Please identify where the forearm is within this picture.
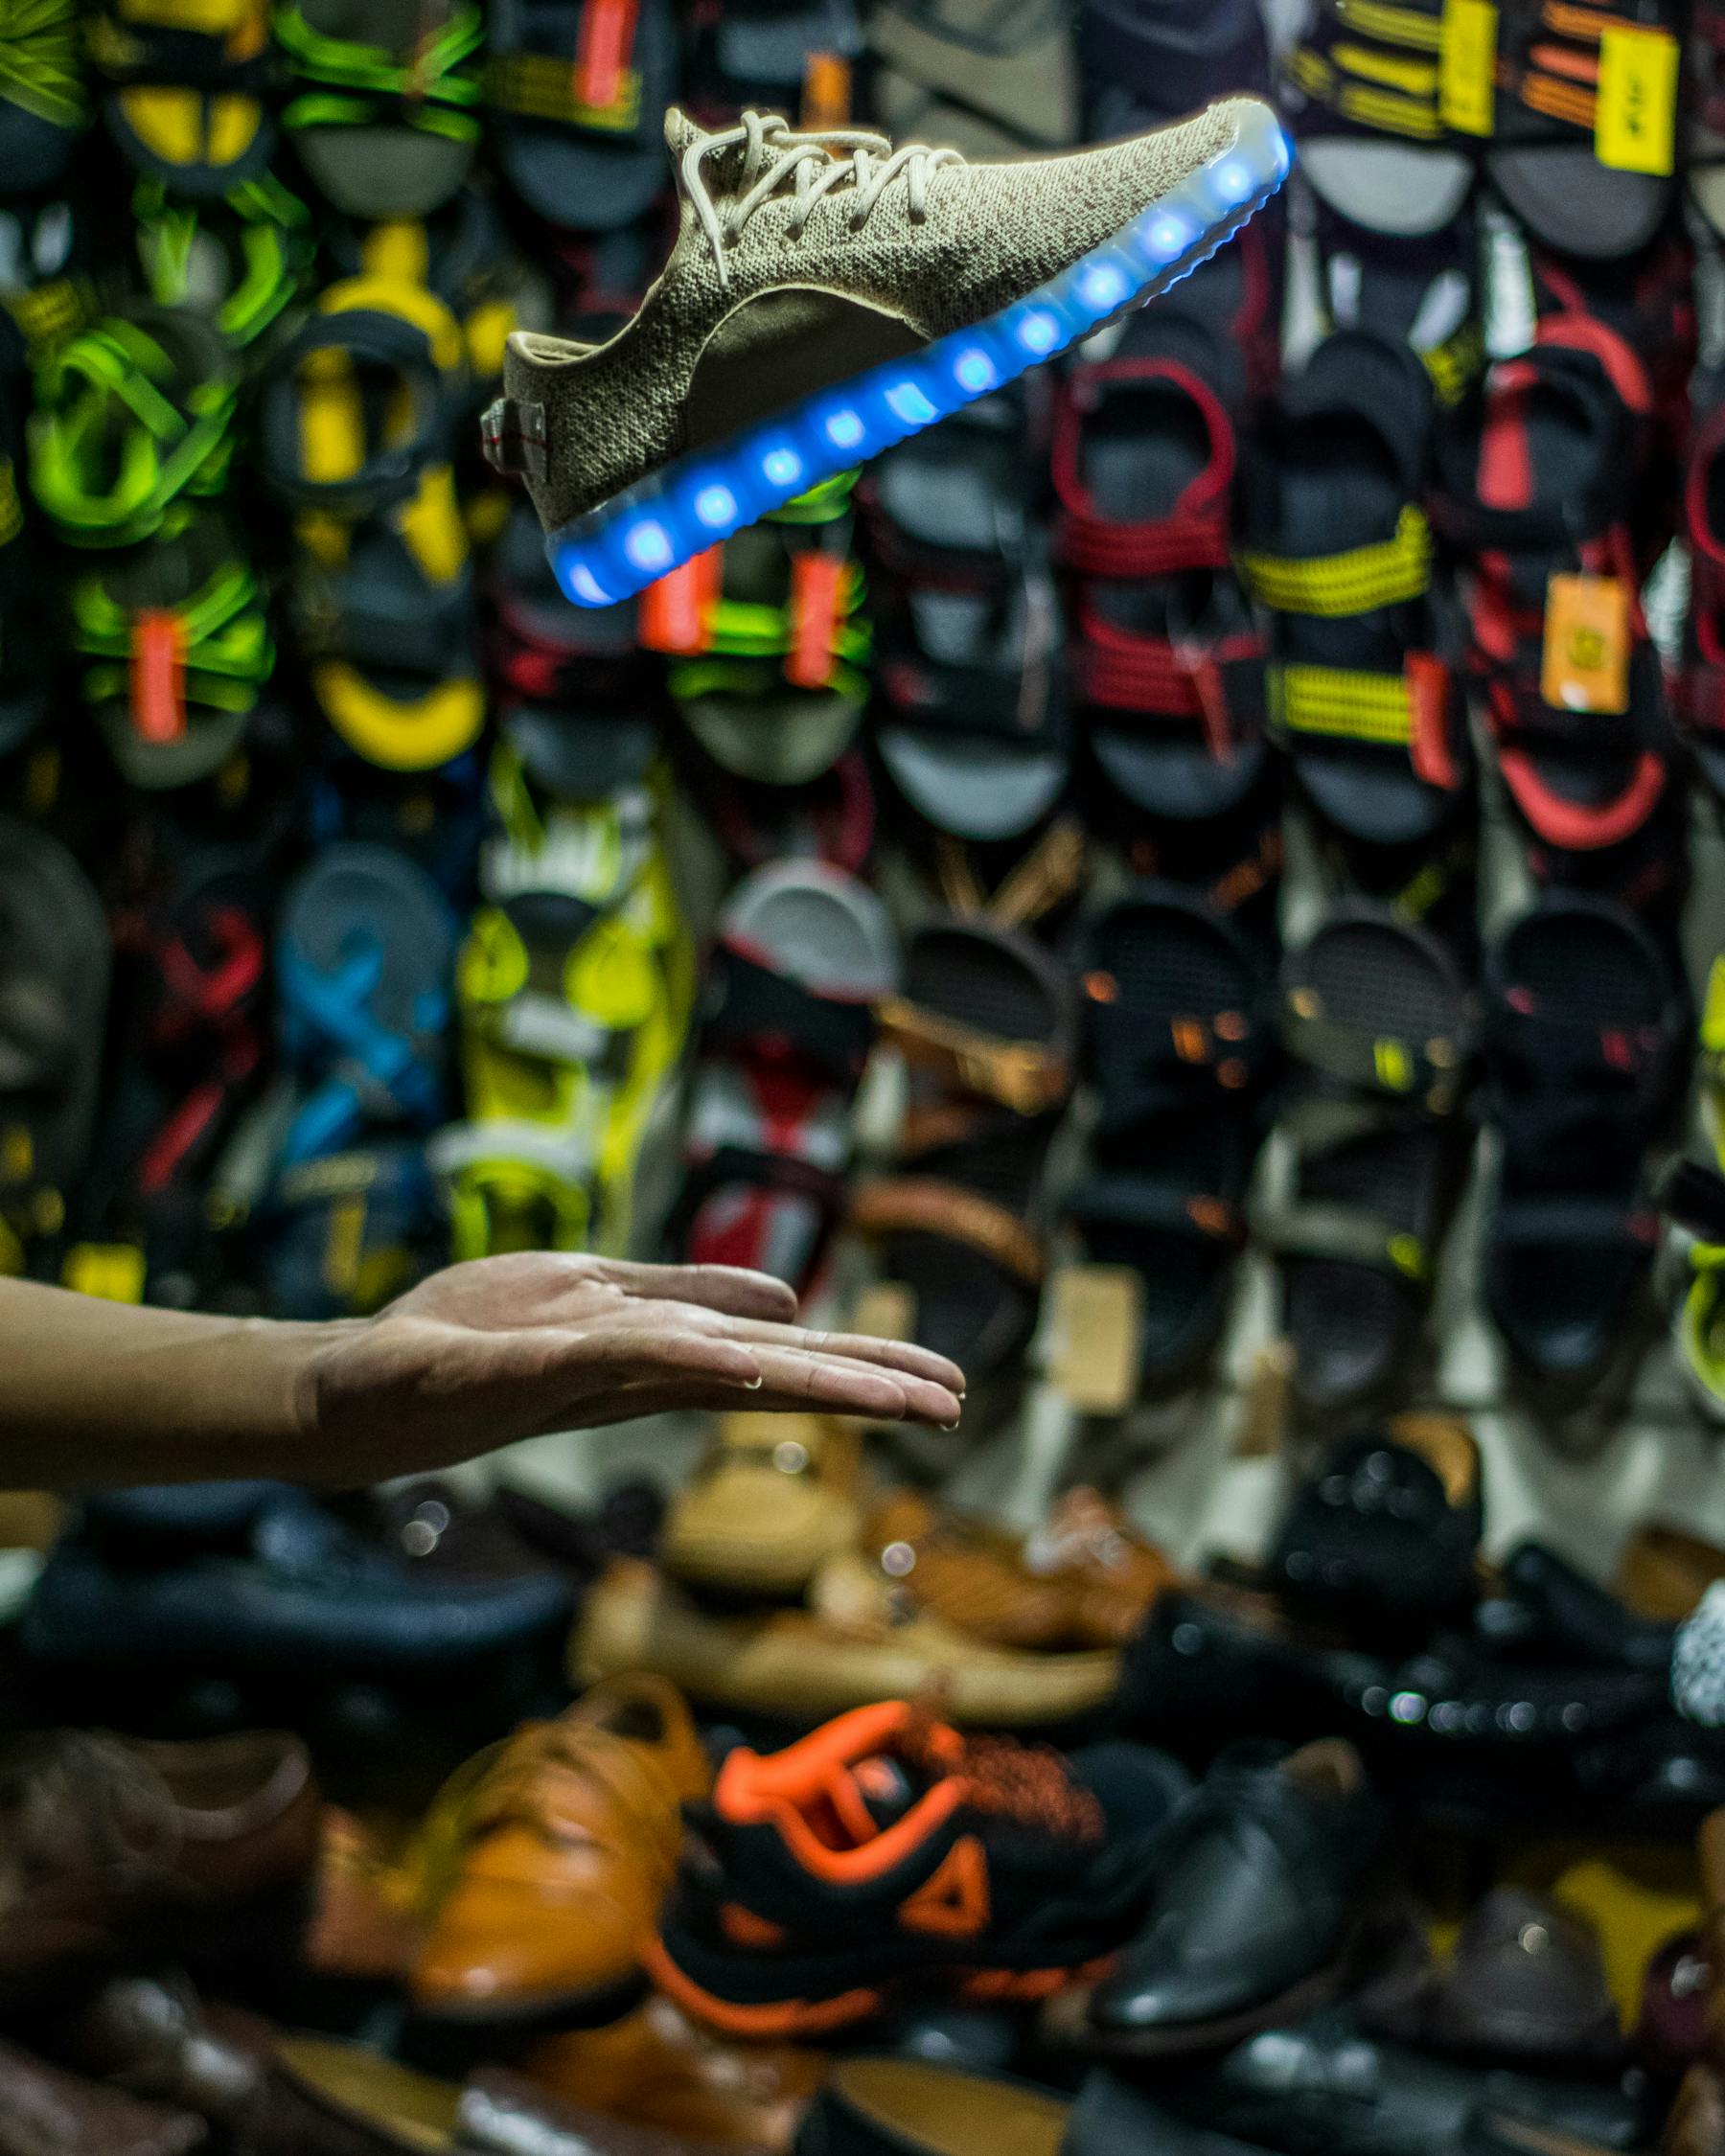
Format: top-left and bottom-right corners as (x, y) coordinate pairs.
(0, 1280), (339, 1489)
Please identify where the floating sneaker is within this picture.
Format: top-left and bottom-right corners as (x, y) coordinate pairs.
(484, 99), (1288, 607)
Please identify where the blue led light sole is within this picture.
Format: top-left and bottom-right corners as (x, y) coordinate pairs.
(548, 102), (1291, 608)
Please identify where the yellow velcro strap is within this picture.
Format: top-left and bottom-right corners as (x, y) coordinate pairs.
(1337, 0), (1443, 49)
(316, 276), (466, 374)
(62, 1242), (147, 1302)
(1270, 661), (1414, 746)
(1422, 321), (1484, 405)
(1239, 504), (1431, 617)
(1702, 953), (1725, 1057)
(1337, 80), (1444, 134)
(1287, 44), (1331, 89)
(1331, 38), (1438, 93)
(313, 661), (484, 771)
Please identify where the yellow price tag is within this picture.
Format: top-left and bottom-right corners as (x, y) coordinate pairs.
(1440, 0), (1497, 136)
(1541, 573), (1630, 716)
(63, 1243), (147, 1303)
(1596, 23), (1677, 175)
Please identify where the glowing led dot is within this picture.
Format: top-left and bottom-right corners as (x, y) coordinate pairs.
(824, 407), (865, 449)
(953, 347), (995, 393)
(886, 379), (938, 426)
(762, 446), (802, 487)
(694, 483), (737, 528)
(1211, 158), (1254, 206)
(564, 558), (611, 607)
(1079, 263), (1128, 311)
(1145, 213), (1189, 260)
(1016, 310), (1059, 354)
(624, 520), (673, 572)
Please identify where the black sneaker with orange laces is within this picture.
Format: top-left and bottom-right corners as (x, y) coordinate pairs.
(646, 1702), (1179, 2037)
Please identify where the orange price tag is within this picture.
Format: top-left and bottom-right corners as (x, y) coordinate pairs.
(802, 51), (852, 128)
(130, 609), (186, 745)
(1541, 573), (1630, 716)
(788, 552), (843, 689)
(574, 0), (637, 116)
(638, 546), (719, 654)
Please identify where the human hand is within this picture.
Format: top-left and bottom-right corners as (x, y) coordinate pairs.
(296, 1252), (964, 1482)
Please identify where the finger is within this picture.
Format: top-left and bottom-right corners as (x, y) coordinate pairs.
(526, 1322), (767, 1396)
(593, 1259), (798, 1321)
(702, 1318), (966, 1396)
(743, 1343), (962, 1426)
(577, 1382), (954, 1428)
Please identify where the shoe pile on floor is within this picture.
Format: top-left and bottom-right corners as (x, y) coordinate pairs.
(9, 1434), (1725, 2152)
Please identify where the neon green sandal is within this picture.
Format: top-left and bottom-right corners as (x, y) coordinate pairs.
(30, 303), (236, 545)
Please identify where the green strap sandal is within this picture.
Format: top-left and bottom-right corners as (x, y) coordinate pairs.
(29, 302), (237, 545)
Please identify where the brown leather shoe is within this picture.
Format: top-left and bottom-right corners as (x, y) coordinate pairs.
(0, 1729), (318, 1994)
(864, 1486), (1176, 1651)
(571, 1557), (1120, 1727)
(1620, 1525), (1725, 1622)
(411, 1678), (710, 2024)
(0, 2034), (206, 2156)
(1367, 1888), (1622, 2070)
(660, 1414), (863, 1598)
(52, 1971), (271, 2127)
(251, 2037), (770, 2156)
(306, 1807), (424, 1984)
(521, 1993), (824, 2153)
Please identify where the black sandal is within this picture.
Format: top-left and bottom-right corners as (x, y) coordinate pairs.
(1484, 891), (1687, 1411)
(1262, 905), (1478, 1424)
(1066, 881), (1274, 1396)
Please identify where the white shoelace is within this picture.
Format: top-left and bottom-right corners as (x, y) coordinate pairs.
(683, 109), (963, 288)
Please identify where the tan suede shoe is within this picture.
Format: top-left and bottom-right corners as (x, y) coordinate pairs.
(660, 1414), (862, 1598)
(865, 1487), (1177, 1651)
(570, 1557), (1119, 1728)
(410, 1678), (709, 2025)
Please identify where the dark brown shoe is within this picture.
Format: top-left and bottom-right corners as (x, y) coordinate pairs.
(0, 2033), (206, 2156)
(306, 1807), (424, 1985)
(1367, 1887), (1622, 2070)
(0, 1728), (318, 1993)
(51, 1971), (271, 2128)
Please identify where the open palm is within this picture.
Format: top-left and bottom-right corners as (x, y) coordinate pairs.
(299, 1253), (963, 1482)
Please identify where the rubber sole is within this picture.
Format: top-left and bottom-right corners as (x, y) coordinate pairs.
(1042, 1913), (1385, 2060)
(644, 1933), (1114, 2038)
(547, 102), (1291, 608)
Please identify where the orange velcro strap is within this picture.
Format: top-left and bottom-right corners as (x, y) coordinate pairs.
(574, 0), (637, 112)
(638, 546), (720, 654)
(131, 609), (187, 745)
(850, 1178), (1046, 1286)
(874, 997), (1070, 1116)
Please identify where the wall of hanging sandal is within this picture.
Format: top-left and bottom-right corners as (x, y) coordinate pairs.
(7, 0), (1725, 1578)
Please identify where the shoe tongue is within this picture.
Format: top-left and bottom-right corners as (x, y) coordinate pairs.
(663, 105), (705, 161)
(662, 105), (768, 210)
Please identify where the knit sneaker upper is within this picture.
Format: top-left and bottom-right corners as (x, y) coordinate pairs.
(499, 99), (1255, 534)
